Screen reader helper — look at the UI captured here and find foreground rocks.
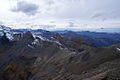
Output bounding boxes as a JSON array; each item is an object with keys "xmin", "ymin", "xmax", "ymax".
[{"xmin": 0, "ymin": 31, "xmax": 120, "ymax": 80}]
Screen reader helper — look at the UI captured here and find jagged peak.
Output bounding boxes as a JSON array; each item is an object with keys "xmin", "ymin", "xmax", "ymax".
[
  {"xmin": 53, "ymin": 33, "xmax": 63, "ymax": 38},
  {"xmin": 23, "ymin": 31, "xmax": 34, "ymax": 38}
]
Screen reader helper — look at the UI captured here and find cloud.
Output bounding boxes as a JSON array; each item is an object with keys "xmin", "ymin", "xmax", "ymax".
[
  {"xmin": 45, "ymin": 0, "xmax": 55, "ymax": 5},
  {"xmin": 91, "ymin": 12, "xmax": 108, "ymax": 21},
  {"xmin": 68, "ymin": 22, "xmax": 75, "ymax": 27},
  {"xmin": 66, "ymin": 22, "xmax": 77, "ymax": 28},
  {"xmin": 0, "ymin": 21, "xmax": 3, "ymax": 25},
  {"xmin": 91, "ymin": 12, "xmax": 105, "ymax": 18},
  {"xmin": 30, "ymin": 24, "xmax": 56, "ymax": 30},
  {"xmin": 11, "ymin": 1, "xmax": 39, "ymax": 15},
  {"xmin": 1, "ymin": 0, "xmax": 120, "ymax": 29}
]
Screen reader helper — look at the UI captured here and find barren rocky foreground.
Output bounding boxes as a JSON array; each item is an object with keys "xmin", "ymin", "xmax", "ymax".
[{"xmin": 0, "ymin": 31, "xmax": 120, "ymax": 80}]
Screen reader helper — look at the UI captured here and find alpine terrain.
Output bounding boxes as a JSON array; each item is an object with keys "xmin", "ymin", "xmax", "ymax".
[{"xmin": 0, "ymin": 25, "xmax": 120, "ymax": 80}]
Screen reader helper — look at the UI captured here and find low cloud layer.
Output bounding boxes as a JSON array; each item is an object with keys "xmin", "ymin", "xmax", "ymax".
[
  {"xmin": 67, "ymin": 22, "xmax": 76, "ymax": 27},
  {"xmin": 0, "ymin": 21, "xmax": 3, "ymax": 25},
  {"xmin": 11, "ymin": 1, "xmax": 39, "ymax": 15}
]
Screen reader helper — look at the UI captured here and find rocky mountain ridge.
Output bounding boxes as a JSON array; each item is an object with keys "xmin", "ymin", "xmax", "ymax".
[{"xmin": 0, "ymin": 31, "xmax": 120, "ymax": 80}]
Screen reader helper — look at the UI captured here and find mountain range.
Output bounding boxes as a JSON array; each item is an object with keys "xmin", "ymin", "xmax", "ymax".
[{"xmin": 0, "ymin": 25, "xmax": 120, "ymax": 80}]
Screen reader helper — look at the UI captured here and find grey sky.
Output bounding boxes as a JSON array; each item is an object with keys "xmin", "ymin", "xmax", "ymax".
[{"xmin": 0, "ymin": 0, "xmax": 120, "ymax": 30}]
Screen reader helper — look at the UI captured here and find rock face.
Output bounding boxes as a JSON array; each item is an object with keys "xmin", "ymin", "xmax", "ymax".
[
  {"xmin": 0, "ymin": 33, "xmax": 10, "ymax": 46},
  {"xmin": 0, "ymin": 31, "xmax": 120, "ymax": 80}
]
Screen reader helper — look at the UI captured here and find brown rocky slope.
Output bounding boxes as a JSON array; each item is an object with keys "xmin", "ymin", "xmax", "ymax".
[{"xmin": 0, "ymin": 31, "xmax": 120, "ymax": 80}]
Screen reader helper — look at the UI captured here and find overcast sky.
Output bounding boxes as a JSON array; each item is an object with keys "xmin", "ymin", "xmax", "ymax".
[{"xmin": 0, "ymin": 0, "xmax": 120, "ymax": 30}]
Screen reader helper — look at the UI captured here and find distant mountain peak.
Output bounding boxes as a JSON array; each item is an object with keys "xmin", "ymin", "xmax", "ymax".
[{"xmin": 0, "ymin": 25, "xmax": 14, "ymax": 40}]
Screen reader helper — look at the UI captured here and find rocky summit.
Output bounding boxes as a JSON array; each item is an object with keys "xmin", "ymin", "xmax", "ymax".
[{"xmin": 0, "ymin": 31, "xmax": 120, "ymax": 80}]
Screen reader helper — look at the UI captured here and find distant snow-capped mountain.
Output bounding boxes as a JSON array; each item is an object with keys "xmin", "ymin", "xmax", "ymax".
[{"xmin": 0, "ymin": 25, "xmax": 14, "ymax": 40}]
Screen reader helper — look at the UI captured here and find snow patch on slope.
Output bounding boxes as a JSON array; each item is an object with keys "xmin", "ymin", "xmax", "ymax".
[
  {"xmin": 31, "ymin": 39, "xmax": 40, "ymax": 45},
  {"xmin": 6, "ymin": 33, "xmax": 14, "ymax": 40},
  {"xmin": 37, "ymin": 36, "xmax": 46, "ymax": 41},
  {"xmin": 116, "ymin": 48, "xmax": 120, "ymax": 52},
  {"xmin": 28, "ymin": 44, "xmax": 34, "ymax": 49},
  {"xmin": 54, "ymin": 41, "xmax": 62, "ymax": 46}
]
